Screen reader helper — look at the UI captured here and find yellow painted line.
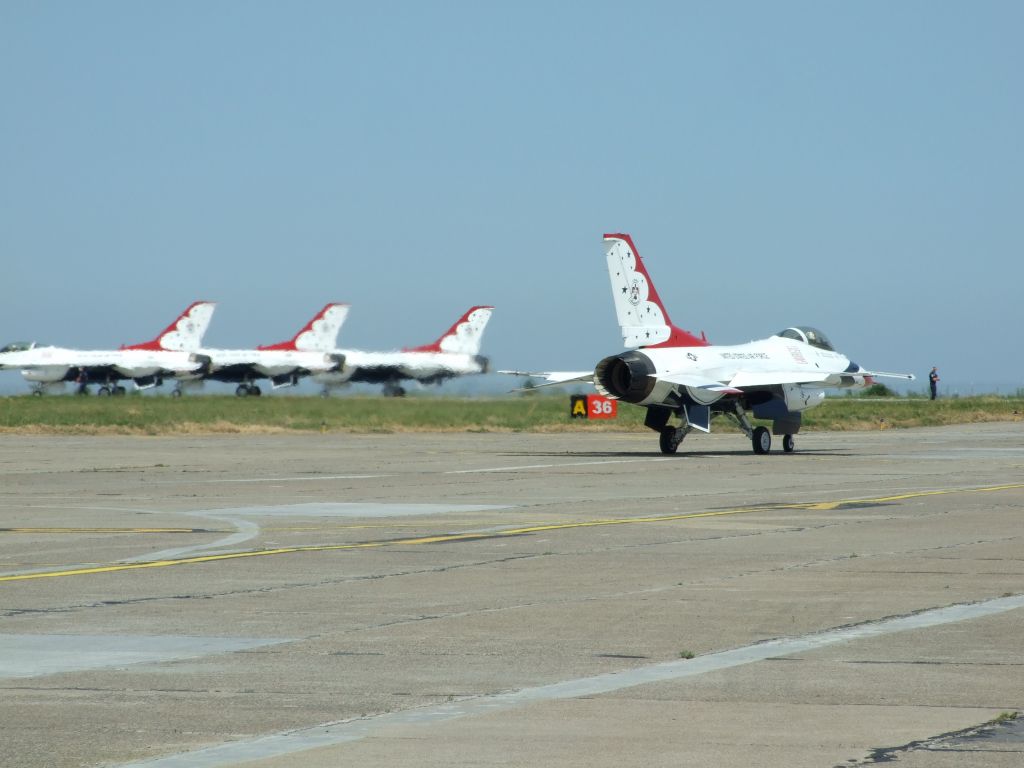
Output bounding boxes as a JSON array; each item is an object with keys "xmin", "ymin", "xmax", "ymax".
[{"xmin": 2, "ymin": 483, "xmax": 1022, "ymax": 584}]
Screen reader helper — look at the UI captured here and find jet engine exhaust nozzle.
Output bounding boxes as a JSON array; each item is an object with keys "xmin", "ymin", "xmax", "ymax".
[{"xmin": 594, "ymin": 351, "xmax": 657, "ymax": 403}]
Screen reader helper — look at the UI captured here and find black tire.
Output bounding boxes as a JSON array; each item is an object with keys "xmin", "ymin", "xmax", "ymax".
[
  {"xmin": 97, "ymin": 386, "xmax": 111, "ymax": 397},
  {"xmin": 251, "ymin": 385, "xmax": 262, "ymax": 397},
  {"xmin": 782, "ymin": 434, "xmax": 795, "ymax": 453},
  {"xmin": 752, "ymin": 426, "xmax": 771, "ymax": 455},
  {"xmin": 32, "ymin": 390, "xmax": 43, "ymax": 397},
  {"xmin": 235, "ymin": 385, "xmax": 250, "ymax": 397},
  {"xmin": 171, "ymin": 389, "xmax": 183, "ymax": 398},
  {"xmin": 113, "ymin": 386, "xmax": 127, "ymax": 396},
  {"xmin": 659, "ymin": 426, "xmax": 681, "ymax": 454}
]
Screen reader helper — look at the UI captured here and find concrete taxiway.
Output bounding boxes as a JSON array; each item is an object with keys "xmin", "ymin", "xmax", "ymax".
[{"xmin": 1, "ymin": 424, "xmax": 1022, "ymax": 767}]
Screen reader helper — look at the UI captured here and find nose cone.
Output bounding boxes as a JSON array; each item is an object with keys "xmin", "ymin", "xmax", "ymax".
[{"xmin": 594, "ymin": 350, "xmax": 657, "ymax": 403}]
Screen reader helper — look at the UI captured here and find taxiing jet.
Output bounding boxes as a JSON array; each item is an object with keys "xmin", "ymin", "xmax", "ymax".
[
  {"xmin": 314, "ymin": 305, "xmax": 494, "ymax": 397},
  {"xmin": 193, "ymin": 303, "xmax": 349, "ymax": 396},
  {"xmin": 504, "ymin": 234, "xmax": 913, "ymax": 454},
  {"xmin": 0, "ymin": 301, "xmax": 216, "ymax": 395}
]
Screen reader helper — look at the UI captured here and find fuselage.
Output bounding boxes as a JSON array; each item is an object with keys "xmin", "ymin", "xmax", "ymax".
[
  {"xmin": 0, "ymin": 346, "xmax": 203, "ymax": 384},
  {"xmin": 314, "ymin": 349, "xmax": 489, "ymax": 386},
  {"xmin": 198, "ymin": 348, "xmax": 343, "ymax": 380},
  {"xmin": 595, "ymin": 334, "xmax": 867, "ymax": 409}
]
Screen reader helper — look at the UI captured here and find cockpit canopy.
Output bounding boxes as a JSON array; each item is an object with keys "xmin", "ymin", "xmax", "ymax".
[
  {"xmin": 0, "ymin": 341, "xmax": 35, "ymax": 354},
  {"xmin": 775, "ymin": 327, "xmax": 834, "ymax": 352}
]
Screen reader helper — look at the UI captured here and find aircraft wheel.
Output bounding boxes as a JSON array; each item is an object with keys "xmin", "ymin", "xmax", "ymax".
[
  {"xmin": 659, "ymin": 426, "xmax": 682, "ymax": 454},
  {"xmin": 235, "ymin": 384, "xmax": 250, "ymax": 397},
  {"xmin": 171, "ymin": 389, "xmax": 183, "ymax": 398},
  {"xmin": 320, "ymin": 389, "xmax": 330, "ymax": 399},
  {"xmin": 783, "ymin": 434, "xmax": 795, "ymax": 453},
  {"xmin": 32, "ymin": 390, "xmax": 43, "ymax": 397},
  {"xmin": 250, "ymin": 385, "xmax": 262, "ymax": 397},
  {"xmin": 113, "ymin": 386, "xmax": 127, "ymax": 396},
  {"xmin": 752, "ymin": 426, "xmax": 771, "ymax": 455},
  {"xmin": 97, "ymin": 386, "xmax": 111, "ymax": 397}
]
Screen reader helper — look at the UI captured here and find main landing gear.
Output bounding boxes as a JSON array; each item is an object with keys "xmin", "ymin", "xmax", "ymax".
[
  {"xmin": 382, "ymin": 382, "xmax": 407, "ymax": 397},
  {"xmin": 96, "ymin": 385, "xmax": 127, "ymax": 396},
  {"xmin": 235, "ymin": 383, "xmax": 262, "ymax": 397},
  {"xmin": 731, "ymin": 403, "xmax": 795, "ymax": 455},
  {"xmin": 659, "ymin": 425, "xmax": 691, "ymax": 455}
]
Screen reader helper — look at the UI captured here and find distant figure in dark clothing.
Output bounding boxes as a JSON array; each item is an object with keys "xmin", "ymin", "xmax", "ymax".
[
  {"xmin": 75, "ymin": 367, "xmax": 88, "ymax": 395},
  {"xmin": 929, "ymin": 367, "xmax": 939, "ymax": 400}
]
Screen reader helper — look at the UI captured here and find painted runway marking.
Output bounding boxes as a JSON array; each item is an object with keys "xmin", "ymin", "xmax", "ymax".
[
  {"xmin": 444, "ymin": 457, "xmax": 675, "ymax": 474},
  {"xmin": 0, "ymin": 634, "xmax": 292, "ymax": 680},
  {"xmin": 114, "ymin": 593, "xmax": 1024, "ymax": 767},
  {"xmin": 3, "ymin": 482, "xmax": 1021, "ymax": 584},
  {"xmin": 0, "ymin": 527, "xmax": 222, "ymax": 534},
  {"xmin": 145, "ymin": 474, "xmax": 391, "ymax": 485}
]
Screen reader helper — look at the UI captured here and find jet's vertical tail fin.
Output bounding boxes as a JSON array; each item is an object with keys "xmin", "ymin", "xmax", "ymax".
[
  {"xmin": 604, "ymin": 233, "xmax": 707, "ymax": 349},
  {"xmin": 404, "ymin": 306, "xmax": 494, "ymax": 354},
  {"xmin": 258, "ymin": 303, "xmax": 350, "ymax": 352},
  {"xmin": 121, "ymin": 301, "xmax": 217, "ymax": 351}
]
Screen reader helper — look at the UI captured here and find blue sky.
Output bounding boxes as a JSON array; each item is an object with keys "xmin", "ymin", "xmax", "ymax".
[{"xmin": 2, "ymin": 2, "xmax": 1021, "ymax": 395}]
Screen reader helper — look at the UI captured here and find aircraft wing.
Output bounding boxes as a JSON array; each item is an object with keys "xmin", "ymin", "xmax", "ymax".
[
  {"xmin": 499, "ymin": 370, "xmax": 594, "ymax": 389},
  {"xmin": 859, "ymin": 369, "xmax": 916, "ymax": 380},
  {"xmin": 728, "ymin": 371, "xmax": 834, "ymax": 388},
  {"xmin": 657, "ymin": 371, "xmax": 743, "ymax": 395},
  {"xmin": 729, "ymin": 369, "xmax": 917, "ymax": 388}
]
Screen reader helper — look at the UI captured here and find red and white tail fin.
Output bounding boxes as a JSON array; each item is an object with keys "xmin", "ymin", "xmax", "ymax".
[
  {"xmin": 405, "ymin": 306, "xmax": 494, "ymax": 354},
  {"xmin": 604, "ymin": 234, "xmax": 707, "ymax": 349},
  {"xmin": 258, "ymin": 303, "xmax": 350, "ymax": 352},
  {"xmin": 122, "ymin": 301, "xmax": 216, "ymax": 351}
]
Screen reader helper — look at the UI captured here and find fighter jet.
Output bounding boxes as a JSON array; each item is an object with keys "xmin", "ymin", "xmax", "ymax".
[
  {"xmin": 0, "ymin": 301, "xmax": 216, "ymax": 395},
  {"xmin": 193, "ymin": 303, "xmax": 349, "ymax": 396},
  {"xmin": 313, "ymin": 306, "xmax": 494, "ymax": 397},
  {"xmin": 504, "ymin": 234, "xmax": 914, "ymax": 454}
]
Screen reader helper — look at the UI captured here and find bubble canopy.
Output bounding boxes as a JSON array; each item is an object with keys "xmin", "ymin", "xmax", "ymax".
[{"xmin": 775, "ymin": 327, "xmax": 834, "ymax": 352}]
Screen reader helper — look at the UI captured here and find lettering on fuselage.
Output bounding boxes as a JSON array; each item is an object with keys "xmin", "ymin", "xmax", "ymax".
[{"xmin": 720, "ymin": 352, "xmax": 769, "ymax": 360}]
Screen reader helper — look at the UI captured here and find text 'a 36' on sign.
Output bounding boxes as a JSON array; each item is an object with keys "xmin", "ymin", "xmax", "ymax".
[{"xmin": 570, "ymin": 394, "xmax": 618, "ymax": 420}]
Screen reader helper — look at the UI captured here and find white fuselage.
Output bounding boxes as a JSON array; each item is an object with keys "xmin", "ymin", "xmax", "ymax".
[
  {"xmin": 598, "ymin": 335, "xmax": 867, "ymax": 409},
  {"xmin": 314, "ymin": 349, "xmax": 488, "ymax": 387},
  {"xmin": 0, "ymin": 346, "xmax": 204, "ymax": 384},
  {"xmin": 198, "ymin": 348, "xmax": 343, "ymax": 380}
]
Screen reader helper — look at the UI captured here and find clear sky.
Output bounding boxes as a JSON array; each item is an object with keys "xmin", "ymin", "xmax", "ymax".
[{"xmin": 2, "ymin": 2, "xmax": 1021, "ymax": 395}]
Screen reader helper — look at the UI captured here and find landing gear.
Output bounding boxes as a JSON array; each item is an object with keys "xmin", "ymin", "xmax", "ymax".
[
  {"xmin": 171, "ymin": 388, "xmax": 183, "ymax": 398},
  {"xmin": 97, "ymin": 386, "xmax": 111, "ymax": 397},
  {"xmin": 782, "ymin": 434, "xmax": 795, "ymax": 453},
  {"xmin": 752, "ymin": 426, "xmax": 771, "ymax": 455},
  {"xmin": 31, "ymin": 389, "xmax": 43, "ymax": 397},
  {"xmin": 382, "ymin": 383, "xmax": 406, "ymax": 397},
  {"xmin": 235, "ymin": 384, "xmax": 262, "ymax": 397},
  {"xmin": 659, "ymin": 425, "xmax": 690, "ymax": 454},
  {"xmin": 320, "ymin": 388, "xmax": 330, "ymax": 399},
  {"xmin": 113, "ymin": 386, "xmax": 127, "ymax": 396}
]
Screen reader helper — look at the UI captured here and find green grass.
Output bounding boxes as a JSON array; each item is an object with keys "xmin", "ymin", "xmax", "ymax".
[{"xmin": 0, "ymin": 394, "xmax": 1021, "ymax": 435}]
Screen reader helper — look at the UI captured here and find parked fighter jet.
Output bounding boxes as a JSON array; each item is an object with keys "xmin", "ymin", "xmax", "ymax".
[
  {"xmin": 0, "ymin": 301, "xmax": 215, "ymax": 395},
  {"xmin": 505, "ymin": 234, "xmax": 914, "ymax": 454},
  {"xmin": 313, "ymin": 306, "xmax": 494, "ymax": 397},
  {"xmin": 193, "ymin": 303, "xmax": 349, "ymax": 396}
]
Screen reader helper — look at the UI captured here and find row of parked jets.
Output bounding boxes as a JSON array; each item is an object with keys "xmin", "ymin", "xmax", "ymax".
[
  {"xmin": 2, "ymin": 233, "xmax": 916, "ymax": 454},
  {"xmin": 0, "ymin": 305, "xmax": 494, "ymax": 397}
]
